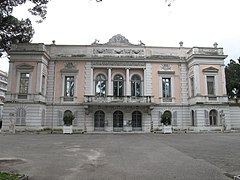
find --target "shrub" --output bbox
[161,111,171,126]
[63,114,75,126]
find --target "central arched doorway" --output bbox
[113,111,123,131]
[132,111,142,131]
[94,110,105,131]
[209,109,217,126]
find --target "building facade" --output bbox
[0,70,8,122]
[2,34,239,132]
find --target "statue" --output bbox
[92,39,100,45]
[9,113,15,134]
[139,40,145,46]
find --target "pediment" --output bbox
[105,34,133,46]
[202,67,219,73]
[16,64,34,70]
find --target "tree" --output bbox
[0,0,50,23]
[0,0,50,53]
[0,15,34,52]
[225,58,240,102]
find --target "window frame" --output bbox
[95,74,107,97]
[16,108,26,126]
[16,64,34,99]
[202,67,219,96]
[64,76,75,97]
[41,75,46,95]
[209,109,218,126]
[113,74,124,97]
[162,77,171,98]
[206,76,215,96]
[158,70,175,103]
[131,74,142,97]
[190,76,195,97]
[19,73,30,94]
[61,73,78,102]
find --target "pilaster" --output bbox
[126,68,130,96]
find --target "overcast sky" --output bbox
[1,0,240,72]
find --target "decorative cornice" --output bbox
[202,67,219,73]
[16,64,34,70]
[92,61,145,67]
[92,48,144,56]
[158,71,175,75]
[60,62,79,73]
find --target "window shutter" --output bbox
[204,110,209,125]
[73,111,78,126]
[194,110,197,126]
[41,109,45,126]
[16,108,26,126]
[159,111,162,126]
[21,109,26,126]
[58,111,63,126]
[16,109,21,125]
[173,111,177,126]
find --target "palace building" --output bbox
[2,34,239,132]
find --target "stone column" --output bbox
[193,65,200,95]
[90,68,94,95]
[126,68,130,96]
[108,68,112,96]
[61,74,65,97]
[221,65,227,95]
[36,62,43,93]
[143,68,147,96]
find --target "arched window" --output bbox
[132,111,142,131]
[95,74,106,97]
[64,110,73,117]
[113,111,123,131]
[131,75,141,97]
[113,75,124,97]
[16,108,26,126]
[209,109,217,126]
[94,110,105,131]
[161,110,172,125]
[63,110,74,126]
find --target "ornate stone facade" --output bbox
[2,34,240,132]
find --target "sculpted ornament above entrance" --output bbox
[93,48,144,55]
[92,34,145,58]
[106,34,132,46]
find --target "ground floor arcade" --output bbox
[1,103,239,132]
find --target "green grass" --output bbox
[0,172,21,180]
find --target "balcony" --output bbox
[4,93,46,103]
[188,95,228,105]
[187,47,225,58]
[84,95,154,105]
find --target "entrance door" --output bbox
[132,111,142,131]
[113,111,123,131]
[94,110,105,131]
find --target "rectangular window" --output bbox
[19,73,29,94]
[162,78,171,98]
[207,76,215,95]
[190,77,194,97]
[64,76,74,97]
[41,75,45,94]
